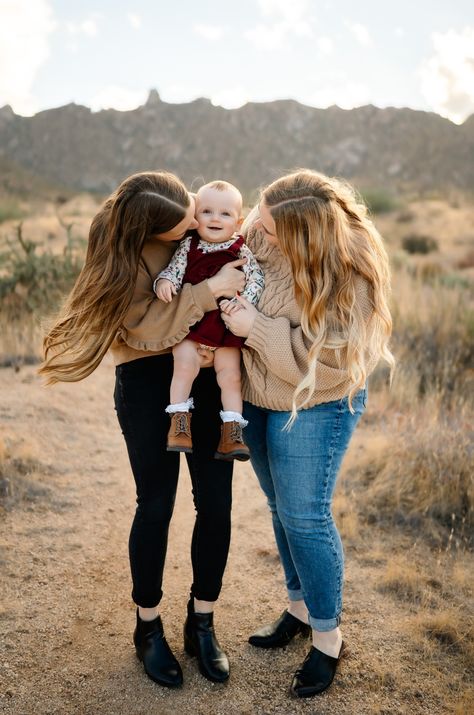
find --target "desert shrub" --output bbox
[439,272,472,291]
[0,199,25,223]
[377,558,427,602]
[457,249,474,270]
[389,250,409,271]
[389,271,474,403]
[0,437,51,511]
[0,223,83,320]
[396,208,415,223]
[415,260,444,282]
[402,234,438,254]
[360,188,399,214]
[356,413,473,545]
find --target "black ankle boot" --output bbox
[134,609,183,688]
[183,598,230,683]
[290,642,344,697]
[248,610,311,648]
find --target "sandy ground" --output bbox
[0,361,469,715]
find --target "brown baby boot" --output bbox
[215,421,250,461]
[167,412,193,453]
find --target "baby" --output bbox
[154,180,264,460]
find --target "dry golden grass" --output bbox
[408,606,474,700]
[0,193,99,255]
[0,433,49,510]
[360,410,473,542]
[452,688,474,714]
[0,312,43,366]
[378,557,430,603]
[334,491,360,540]
[377,197,474,269]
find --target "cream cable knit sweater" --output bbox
[241,226,378,411]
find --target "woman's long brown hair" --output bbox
[39,171,190,384]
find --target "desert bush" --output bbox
[439,272,472,291]
[0,436,51,511]
[355,412,473,545]
[413,609,474,666]
[457,249,474,270]
[415,260,444,283]
[377,558,428,602]
[387,268,474,403]
[402,233,438,254]
[0,223,83,320]
[0,199,25,223]
[396,208,415,223]
[360,188,399,214]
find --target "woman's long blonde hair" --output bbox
[261,169,394,425]
[39,171,191,384]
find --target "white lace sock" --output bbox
[165,398,194,413]
[220,410,248,427]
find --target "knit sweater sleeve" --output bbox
[118,257,217,353]
[245,314,349,390]
[244,276,375,392]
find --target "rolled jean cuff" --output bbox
[287,588,304,601]
[309,613,342,632]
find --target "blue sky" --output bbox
[1,0,473,123]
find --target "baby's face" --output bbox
[195,187,242,243]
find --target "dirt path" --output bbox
[0,362,467,714]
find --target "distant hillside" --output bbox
[0,155,67,199]
[0,91,473,197]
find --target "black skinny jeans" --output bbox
[114,354,233,608]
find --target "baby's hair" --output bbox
[197,180,243,212]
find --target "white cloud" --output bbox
[317,36,334,54]
[193,23,226,41]
[245,0,313,50]
[420,27,474,124]
[89,86,148,112]
[127,13,142,29]
[349,23,372,47]
[211,87,248,109]
[245,22,286,50]
[309,82,371,110]
[0,0,56,115]
[66,16,100,37]
[257,0,309,23]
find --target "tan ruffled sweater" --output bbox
[241,227,378,411]
[110,238,217,365]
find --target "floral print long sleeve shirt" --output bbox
[154,235,264,305]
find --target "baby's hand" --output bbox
[155,278,177,303]
[220,297,244,314]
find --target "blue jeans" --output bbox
[243,389,366,632]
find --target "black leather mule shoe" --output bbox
[183,599,230,683]
[134,610,183,688]
[248,610,311,648]
[290,642,344,697]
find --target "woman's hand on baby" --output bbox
[155,278,176,303]
[207,258,247,298]
[220,295,258,338]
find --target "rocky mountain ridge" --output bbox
[0,90,473,197]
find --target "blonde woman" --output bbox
[221,169,394,698]
[40,172,247,688]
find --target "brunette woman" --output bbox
[40,171,247,687]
